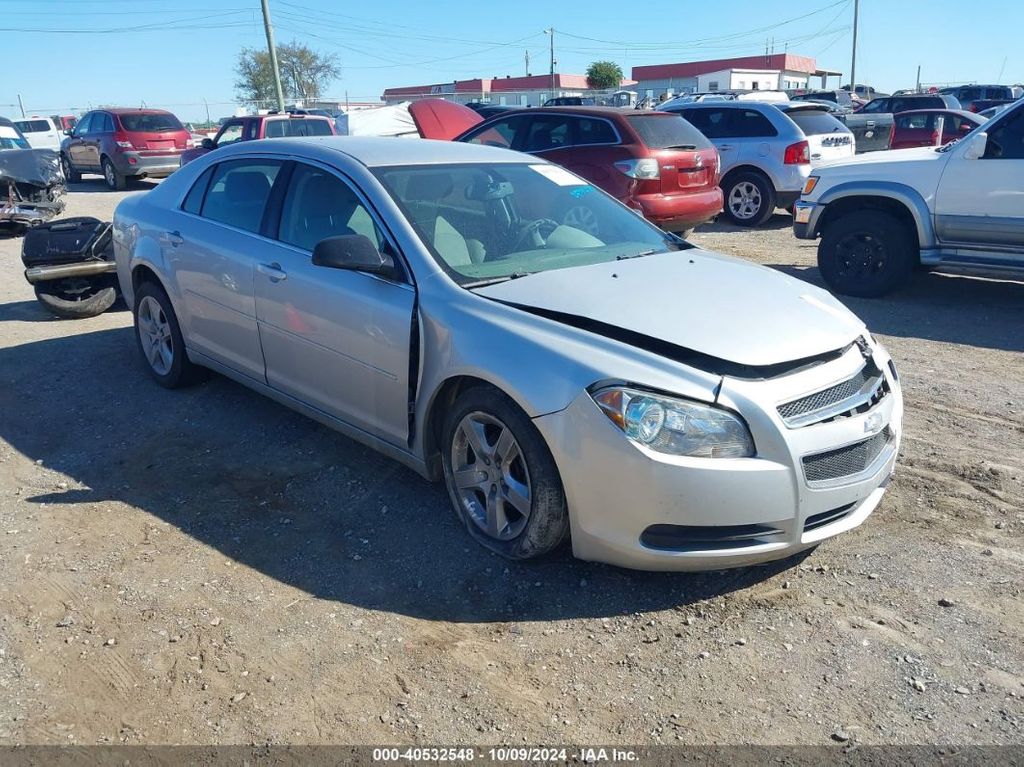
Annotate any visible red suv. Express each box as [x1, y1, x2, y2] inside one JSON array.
[[180, 112, 336, 166], [411, 101, 722, 234], [60, 109, 192, 190]]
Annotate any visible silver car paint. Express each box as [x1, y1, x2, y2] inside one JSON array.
[[114, 136, 902, 571]]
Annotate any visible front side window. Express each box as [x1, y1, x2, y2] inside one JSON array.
[[861, 99, 887, 113], [15, 120, 50, 133], [278, 164, 383, 252], [216, 122, 244, 146], [461, 116, 525, 149], [374, 163, 688, 285], [199, 160, 281, 233], [75, 113, 94, 134], [984, 107, 1024, 160]]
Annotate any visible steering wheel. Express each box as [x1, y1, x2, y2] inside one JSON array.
[[513, 218, 560, 250]]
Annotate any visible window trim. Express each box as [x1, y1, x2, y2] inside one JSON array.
[[517, 112, 623, 152]]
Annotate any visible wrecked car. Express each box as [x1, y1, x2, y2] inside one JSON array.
[[0, 118, 66, 230], [113, 137, 903, 572]]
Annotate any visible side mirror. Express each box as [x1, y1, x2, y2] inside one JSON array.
[[201, 138, 216, 150], [64, 129, 74, 137], [312, 234, 395, 277], [961, 131, 988, 160]]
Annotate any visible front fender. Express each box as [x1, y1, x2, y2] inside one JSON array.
[[816, 181, 935, 248]]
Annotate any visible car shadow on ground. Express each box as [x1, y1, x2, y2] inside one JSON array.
[[66, 178, 160, 194], [696, 211, 795, 233], [768, 263, 1024, 353], [0, 326, 805, 623]]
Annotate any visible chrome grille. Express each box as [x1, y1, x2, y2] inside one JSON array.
[[778, 363, 888, 427], [802, 427, 891, 484]]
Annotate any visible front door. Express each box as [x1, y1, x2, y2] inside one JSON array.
[[934, 106, 1024, 253], [67, 112, 94, 169], [170, 158, 284, 381], [254, 162, 415, 446], [83, 112, 112, 170]]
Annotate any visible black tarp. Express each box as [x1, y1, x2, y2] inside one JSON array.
[[0, 148, 63, 188]]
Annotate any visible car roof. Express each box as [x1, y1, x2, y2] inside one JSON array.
[[99, 108, 177, 115], [483, 105, 640, 118], [212, 135, 533, 168]]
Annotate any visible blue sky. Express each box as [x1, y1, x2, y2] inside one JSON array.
[[2, 0, 1020, 121]]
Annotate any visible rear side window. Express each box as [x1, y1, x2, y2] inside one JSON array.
[[199, 160, 282, 233], [861, 99, 888, 113], [98, 114, 114, 133], [182, 167, 214, 215], [628, 114, 712, 149], [729, 109, 778, 138], [216, 122, 245, 146], [574, 117, 618, 145], [15, 120, 50, 133], [895, 113, 930, 130], [118, 112, 183, 132], [521, 115, 572, 152], [787, 110, 848, 136]]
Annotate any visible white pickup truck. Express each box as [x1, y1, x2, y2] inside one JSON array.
[[794, 99, 1024, 297]]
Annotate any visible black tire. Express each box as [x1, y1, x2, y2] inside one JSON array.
[[102, 157, 126, 191], [817, 210, 916, 298], [441, 386, 569, 560], [60, 154, 81, 184], [133, 281, 207, 388], [722, 171, 776, 227], [34, 280, 117, 319]]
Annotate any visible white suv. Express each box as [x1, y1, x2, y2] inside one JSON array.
[[661, 101, 855, 226], [794, 100, 1024, 297], [13, 116, 62, 151]]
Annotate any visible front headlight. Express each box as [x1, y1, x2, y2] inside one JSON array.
[[591, 387, 755, 458]]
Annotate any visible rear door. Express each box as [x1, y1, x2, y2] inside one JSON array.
[[171, 158, 284, 380], [255, 161, 415, 445], [934, 105, 1024, 253]]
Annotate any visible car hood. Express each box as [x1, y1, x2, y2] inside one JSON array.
[[819, 144, 944, 168], [474, 248, 865, 369]]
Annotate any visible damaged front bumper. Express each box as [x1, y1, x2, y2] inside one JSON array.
[[0, 148, 67, 226]]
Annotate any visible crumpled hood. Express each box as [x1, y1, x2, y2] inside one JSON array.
[[475, 248, 865, 368]]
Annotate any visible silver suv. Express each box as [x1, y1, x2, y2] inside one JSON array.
[[661, 101, 855, 226]]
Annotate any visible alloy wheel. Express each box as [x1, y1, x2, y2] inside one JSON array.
[[728, 181, 762, 220], [450, 411, 532, 541], [137, 295, 174, 376]]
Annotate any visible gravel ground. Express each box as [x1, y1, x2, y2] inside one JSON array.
[[0, 180, 1022, 746]]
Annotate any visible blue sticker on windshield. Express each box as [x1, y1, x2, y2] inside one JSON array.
[[570, 186, 596, 199]]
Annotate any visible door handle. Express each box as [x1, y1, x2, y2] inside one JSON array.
[[257, 262, 287, 282], [164, 230, 183, 247]]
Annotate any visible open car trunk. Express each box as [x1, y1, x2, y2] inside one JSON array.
[[407, 99, 483, 141], [0, 149, 66, 228]]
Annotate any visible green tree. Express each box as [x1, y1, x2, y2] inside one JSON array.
[[586, 60, 624, 90], [234, 41, 340, 104]]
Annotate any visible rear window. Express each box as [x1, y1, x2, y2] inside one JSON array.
[[15, 120, 50, 133], [985, 86, 1013, 100], [118, 113, 184, 133], [627, 114, 712, 150], [263, 118, 334, 138], [787, 110, 849, 136]]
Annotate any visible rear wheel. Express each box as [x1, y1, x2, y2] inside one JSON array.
[[133, 281, 206, 387], [60, 154, 81, 183], [441, 386, 569, 560], [102, 157, 126, 191], [817, 210, 916, 297], [722, 171, 775, 226]]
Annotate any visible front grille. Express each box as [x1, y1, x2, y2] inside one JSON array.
[[804, 503, 857, 532], [802, 427, 892, 484], [778, 362, 888, 427]]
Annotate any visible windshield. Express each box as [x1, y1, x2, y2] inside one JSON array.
[[0, 124, 30, 149], [374, 163, 688, 285], [118, 113, 184, 133]]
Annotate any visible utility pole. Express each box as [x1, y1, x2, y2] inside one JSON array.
[[916, 65, 921, 93], [17, 94, 25, 118], [525, 50, 530, 77], [849, 0, 860, 93], [261, 0, 286, 112], [546, 28, 555, 95]]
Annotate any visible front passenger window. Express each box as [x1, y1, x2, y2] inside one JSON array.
[[199, 160, 281, 233], [278, 164, 383, 252], [984, 108, 1024, 160]]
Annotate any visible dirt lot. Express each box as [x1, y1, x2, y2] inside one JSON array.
[[1, 179, 1022, 747]]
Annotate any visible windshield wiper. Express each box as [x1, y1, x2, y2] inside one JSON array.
[[464, 271, 532, 288], [616, 249, 660, 261]]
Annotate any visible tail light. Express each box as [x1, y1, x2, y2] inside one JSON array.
[[113, 131, 134, 150], [783, 140, 810, 165], [614, 158, 660, 180]]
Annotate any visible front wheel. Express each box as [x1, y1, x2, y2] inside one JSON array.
[[34, 279, 116, 319], [817, 210, 915, 297], [133, 282, 207, 387], [722, 172, 775, 226], [441, 386, 569, 560]]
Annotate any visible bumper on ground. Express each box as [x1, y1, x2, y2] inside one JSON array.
[[634, 188, 724, 231]]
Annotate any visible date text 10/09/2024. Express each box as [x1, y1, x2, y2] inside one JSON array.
[[372, 747, 640, 762]]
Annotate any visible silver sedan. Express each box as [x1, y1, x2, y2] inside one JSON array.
[[113, 136, 903, 571]]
